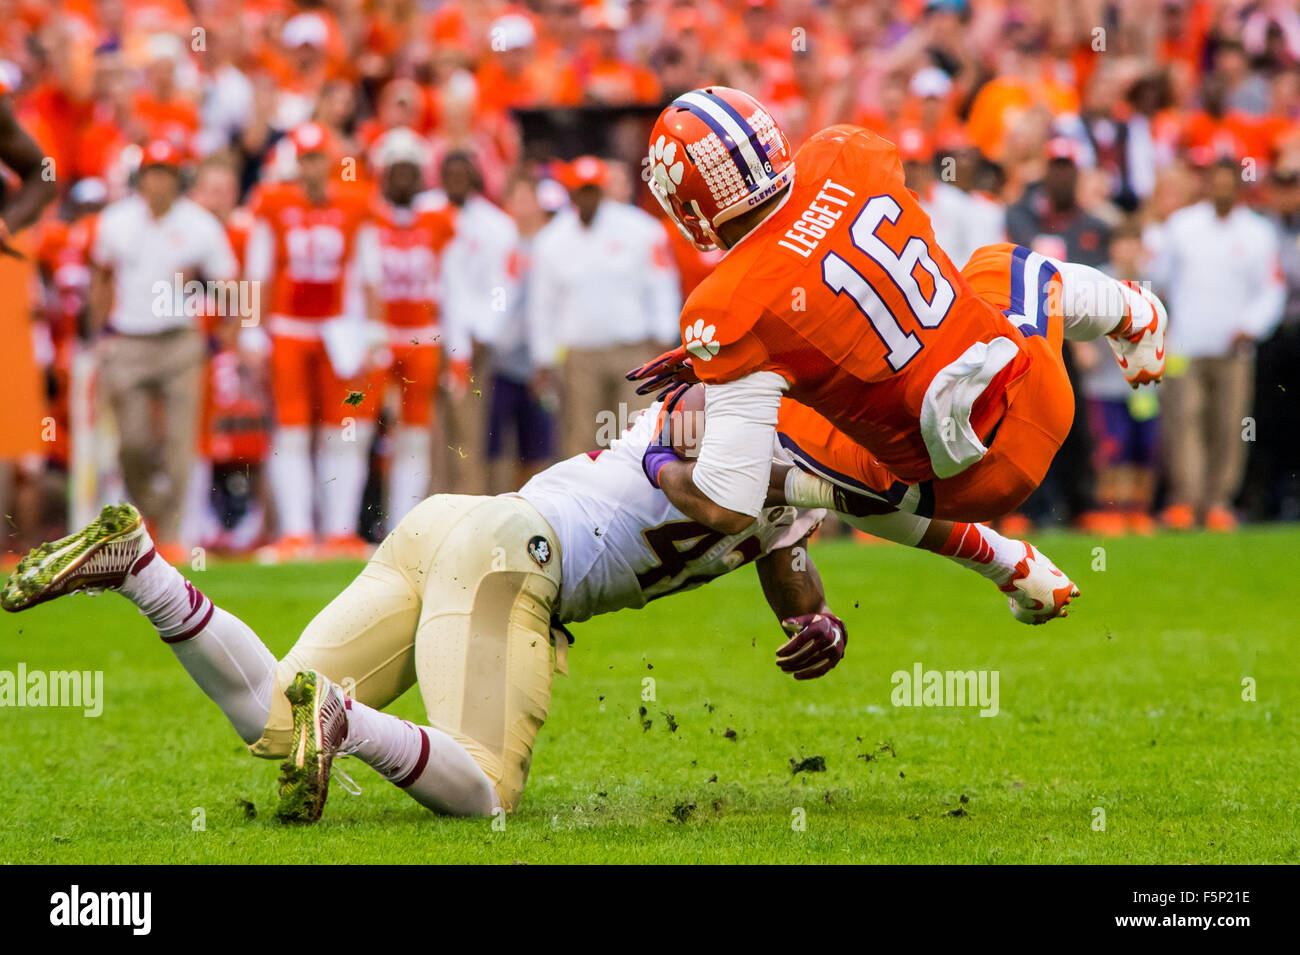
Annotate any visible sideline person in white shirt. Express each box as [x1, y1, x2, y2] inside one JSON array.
[[428, 151, 519, 495], [528, 156, 681, 458], [90, 139, 238, 548], [1147, 158, 1285, 528]]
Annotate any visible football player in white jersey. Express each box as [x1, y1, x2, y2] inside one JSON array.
[[2, 398, 1071, 823]]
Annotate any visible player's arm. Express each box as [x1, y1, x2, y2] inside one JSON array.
[[650, 370, 788, 535], [0, 94, 56, 252], [87, 217, 115, 335], [656, 461, 754, 535], [88, 263, 113, 334], [755, 535, 847, 680]]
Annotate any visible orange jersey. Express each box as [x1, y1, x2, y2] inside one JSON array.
[[224, 207, 253, 272], [776, 242, 1077, 521], [368, 202, 456, 329], [248, 181, 371, 320], [682, 125, 1032, 484], [36, 213, 96, 322]]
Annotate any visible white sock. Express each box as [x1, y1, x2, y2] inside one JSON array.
[[317, 422, 374, 538], [270, 426, 314, 538], [343, 697, 499, 816], [120, 551, 276, 743], [120, 549, 213, 638], [387, 426, 431, 527], [1056, 260, 1137, 341]]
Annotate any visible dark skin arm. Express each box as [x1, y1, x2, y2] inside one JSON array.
[[756, 534, 847, 679], [657, 458, 758, 536], [755, 534, 830, 623], [0, 95, 56, 252], [88, 264, 114, 335]]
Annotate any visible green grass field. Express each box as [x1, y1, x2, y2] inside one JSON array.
[[0, 527, 1296, 864]]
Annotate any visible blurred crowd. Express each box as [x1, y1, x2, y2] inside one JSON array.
[[2, 0, 1300, 562]]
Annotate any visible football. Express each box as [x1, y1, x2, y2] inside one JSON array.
[[669, 383, 706, 459]]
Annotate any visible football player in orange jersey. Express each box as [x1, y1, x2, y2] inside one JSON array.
[[360, 127, 457, 527], [34, 179, 106, 476], [246, 121, 377, 561], [630, 88, 1167, 548], [189, 157, 271, 552]]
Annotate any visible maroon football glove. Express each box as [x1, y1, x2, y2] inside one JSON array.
[[776, 612, 847, 680]]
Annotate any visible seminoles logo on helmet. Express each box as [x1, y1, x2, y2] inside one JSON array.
[[644, 87, 794, 252]]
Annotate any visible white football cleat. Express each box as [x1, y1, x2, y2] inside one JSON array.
[[1107, 281, 1168, 388], [999, 542, 1079, 625]]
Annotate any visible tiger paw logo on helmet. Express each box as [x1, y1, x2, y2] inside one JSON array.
[[645, 135, 685, 196], [683, 319, 720, 361]]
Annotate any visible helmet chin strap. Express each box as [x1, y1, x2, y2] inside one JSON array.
[[690, 201, 724, 251]]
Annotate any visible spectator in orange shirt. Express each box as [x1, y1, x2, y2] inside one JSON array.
[[1183, 71, 1270, 166], [476, 12, 573, 113], [765, 44, 849, 150], [853, 70, 909, 145], [428, 70, 515, 202], [557, 6, 660, 106], [731, 0, 794, 67], [966, 34, 1080, 164], [902, 67, 964, 152], [360, 0, 429, 81], [264, 12, 338, 132], [131, 32, 200, 145], [356, 77, 436, 156]]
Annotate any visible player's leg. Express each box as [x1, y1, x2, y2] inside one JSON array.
[[410, 494, 564, 813], [515, 379, 557, 487], [266, 334, 316, 554], [386, 344, 437, 525], [2, 497, 494, 821], [775, 400, 1077, 622], [248, 520, 424, 761], [265, 495, 502, 821], [155, 331, 206, 546], [101, 343, 162, 531], [927, 333, 1076, 522], [2, 503, 278, 744], [1057, 262, 1167, 386], [921, 245, 1080, 523], [966, 242, 1166, 382], [315, 342, 377, 554], [1203, 353, 1253, 527], [561, 346, 602, 458]]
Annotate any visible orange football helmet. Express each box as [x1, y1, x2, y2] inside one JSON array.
[[644, 86, 795, 251]]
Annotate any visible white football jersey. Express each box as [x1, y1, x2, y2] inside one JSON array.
[[518, 406, 825, 624]]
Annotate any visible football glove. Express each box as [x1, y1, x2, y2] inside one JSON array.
[[626, 344, 699, 400], [776, 612, 847, 680]]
